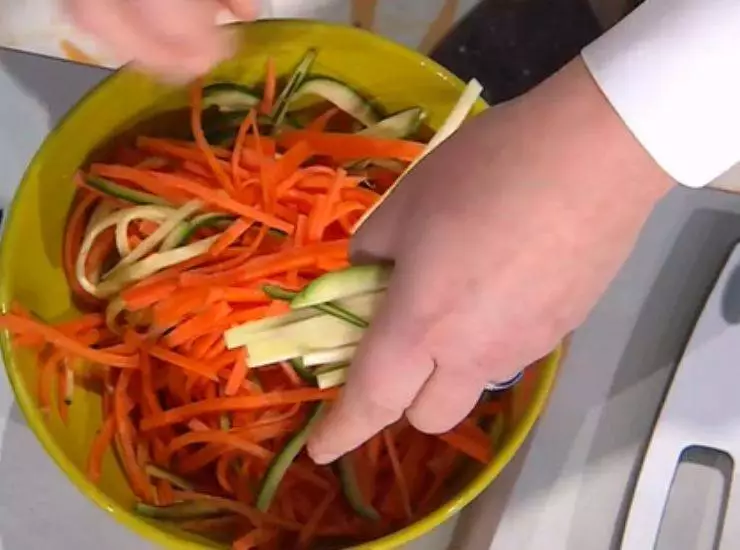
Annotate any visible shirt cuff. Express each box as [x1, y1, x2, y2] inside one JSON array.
[[582, 0, 740, 188]]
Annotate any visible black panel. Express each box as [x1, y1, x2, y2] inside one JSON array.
[[431, 0, 604, 104]]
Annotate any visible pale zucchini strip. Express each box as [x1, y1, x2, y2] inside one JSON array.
[[114, 210, 172, 257], [96, 235, 219, 297], [76, 206, 175, 297], [315, 365, 348, 390], [302, 345, 356, 367], [353, 79, 483, 231], [106, 200, 202, 277]]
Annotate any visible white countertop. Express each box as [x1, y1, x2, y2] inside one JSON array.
[[2, 47, 740, 550]]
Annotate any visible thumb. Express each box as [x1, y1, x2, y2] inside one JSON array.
[[307, 274, 434, 464], [350, 179, 414, 264]]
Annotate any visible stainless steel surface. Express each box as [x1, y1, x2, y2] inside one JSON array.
[[622, 242, 740, 549]]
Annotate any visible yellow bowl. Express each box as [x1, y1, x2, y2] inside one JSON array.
[[0, 20, 560, 549]]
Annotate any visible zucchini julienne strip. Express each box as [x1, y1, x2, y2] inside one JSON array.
[[271, 49, 317, 129], [256, 402, 327, 511]]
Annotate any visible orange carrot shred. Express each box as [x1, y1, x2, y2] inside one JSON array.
[[164, 302, 232, 348], [115, 370, 154, 501], [382, 429, 412, 519], [437, 420, 493, 464], [298, 490, 336, 547], [210, 219, 253, 257], [306, 107, 340, 132], [141, 388, 340, 431], [16, 74, 516, 550], [190, 80, 235, 194], [261, 58, 277, 115], [225, 349, 248, 396], [87, 411, 117, 483], [0, 313, 137, 368], [232, 110, 256, 189], [121, 280, 179, 311], [278, 130, 424, 162]]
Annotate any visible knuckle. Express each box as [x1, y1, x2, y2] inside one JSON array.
[[359, 391, 405, 427]]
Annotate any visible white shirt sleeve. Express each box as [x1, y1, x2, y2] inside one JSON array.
[[581, 0, 740, 188]]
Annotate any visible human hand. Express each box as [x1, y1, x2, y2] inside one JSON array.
[[63, 0, 257, 79], [307, 57, 675, 463]]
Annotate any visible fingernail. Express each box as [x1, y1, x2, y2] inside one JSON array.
[[307, 441, 337, 465], [311, 452, 338, 465]]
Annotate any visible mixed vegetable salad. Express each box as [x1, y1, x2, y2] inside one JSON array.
[[0, 50, 514, 549]]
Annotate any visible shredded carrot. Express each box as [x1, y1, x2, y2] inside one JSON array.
[[164, 302, 232, 347], [178, 239, 348, 287], [87, 411, 117, 482], [308, 169, 346, 242], [63, 188, 101, 307], [191, 332, 222, 359], [170, 491, 304, 531], [306, 107, 340, 132], [38, 348, 63, 415], [115, 370, 154, 501], [2, 64, 518, 549], [263, 141, 313, 202], [187, 418, 211, 432], [234, 528, 277, 550], [437, 420, 493, 464], [93, 164, 293, 234], [190, 80, 235, 194], [121, 280, 179, 311], [475, 399, 504, 416], [367, 433, 382, 468], [16, 313, 103, 348], [57, 361, 71, 423], [261, 58, 277, 115], [166, 429, 273, 462], [232, 110, 256, 190], [136, 137, 233, 166], [209, 219, 253, 256], [142, 342, 220, 382], [225, 349, 248, 396], [298, 489, 336, 547], [382, 429, 412, 519], [152, 287, 222, 328], [278, 130, 425, 162], [141, 388, 339, 431], [0, 314, 136, 368]]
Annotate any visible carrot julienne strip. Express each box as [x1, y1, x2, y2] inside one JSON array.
[[0, 314, 136, 368], [141, 388, 340, 431]]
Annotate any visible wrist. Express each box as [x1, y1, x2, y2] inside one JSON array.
[[523, 56, 675, 208]]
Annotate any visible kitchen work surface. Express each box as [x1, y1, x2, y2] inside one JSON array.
[[2, 41, 740, 550]]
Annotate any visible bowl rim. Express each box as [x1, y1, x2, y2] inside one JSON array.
[[0, 18, 562, 550]]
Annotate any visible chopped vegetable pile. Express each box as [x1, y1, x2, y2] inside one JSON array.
[[0, 51, 509, 549]]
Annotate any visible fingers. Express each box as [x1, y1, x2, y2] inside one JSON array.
[[221, 0, 260, 20], [350, 199, 405, 264], [130, 0, 232, 77], [66, 0, 231, 79], [350, 171, 418, 264], [406, 363, 486, 434], [307, 281, 434, 464]]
